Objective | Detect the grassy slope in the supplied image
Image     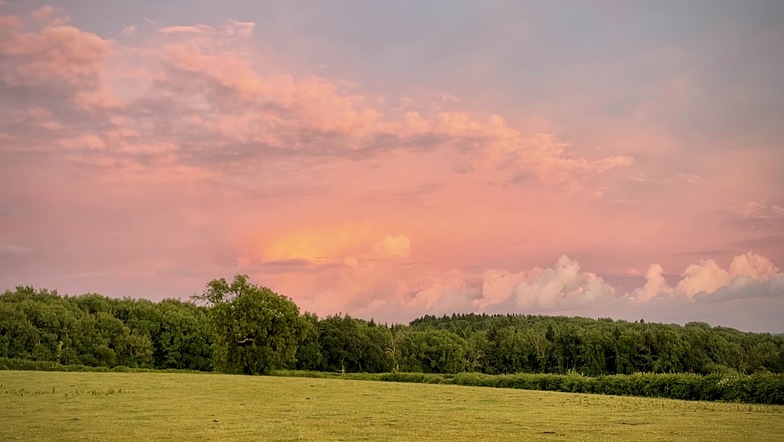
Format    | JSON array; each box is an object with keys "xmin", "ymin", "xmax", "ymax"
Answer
[{"xmin": 1, "ymin": 371, "xmax": 782, "ymax": 441}]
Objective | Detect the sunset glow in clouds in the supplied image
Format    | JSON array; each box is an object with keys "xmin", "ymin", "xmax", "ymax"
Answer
[{"xmin": 1, "ymin": 1, "xmax": 783, "ymax": 332}]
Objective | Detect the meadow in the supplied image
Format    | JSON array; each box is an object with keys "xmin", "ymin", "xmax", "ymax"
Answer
[{"xmin": 1, "ymin": 371, "xmax": 783, "ymax": 441}]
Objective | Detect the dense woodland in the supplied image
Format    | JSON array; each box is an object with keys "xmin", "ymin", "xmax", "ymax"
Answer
[{"xmin": 2, "ymin": 279, "xmax": 783, "ymax": 377}]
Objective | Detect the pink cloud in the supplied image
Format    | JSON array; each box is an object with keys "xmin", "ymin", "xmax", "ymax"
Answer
[
  {"xmin": 629, "ymin": 264, "xmax": 672, "ymax": 302},
  {"xmin": 729, "ymin": 201, "xmax": 784, "ymax": 232},
  {"xmin": 226, "ymin": 20, "xmax": 254, "ymax": 39},
  {"xmin": 373, "ymin": 235, "xmax": 411, "ymax": 259},
  {"xmin": 30, "ymin": 6, "xmax": 66, "ymax": 25},
  {"xmin": 1, "ymin": 4, "xmax": 782, "ymax": 333},
  {"xmin": 0, "ymin": 15, "xmax": 22, "ymax": 30},
  {"xmin": 510, "ymin": 256, "xmax": 615, "ymax": 309},
  {"xmin": 0, "ymin": 24, "xmax": 110, "ymax": 88},
  {"xmin": 159, "ymin": 25, "xmax": 213, "ymax": 35},
  {"xmin": 0, "ymin": 11, "xmax": 634, "ymax": 198},
  {"xmin": 692, "ymin": 275, "xmax": 784, "ymax": 304},
  {"xmin": 675, "ymin": 252, "xmax": 779, "ymax": 297},
  {"xmin": 121, "ymin": 25, "xmax": 137, "ymax": 38},
  {"xmin": 334, "ymin": 254, "xmax": 777, "ymax": 329},
  {"xmin": 58, "ymin": 134, "xmax": 106, "ymax": 150}
]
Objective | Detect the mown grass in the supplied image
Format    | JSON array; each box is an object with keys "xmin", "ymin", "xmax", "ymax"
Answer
[{"xmin": 1, "ymin": 370, "xmax": 782, "ymax": 441}]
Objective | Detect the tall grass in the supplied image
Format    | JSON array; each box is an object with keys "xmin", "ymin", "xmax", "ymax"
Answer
[{"xmin": 3, "ymin": 371, "xmax": 781, "ymax": 441}]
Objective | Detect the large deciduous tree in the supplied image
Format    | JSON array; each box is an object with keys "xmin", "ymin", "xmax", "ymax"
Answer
[
  {"xmin": 400, "ymin": 329, "xmax": 468, "ymax": 373},
  {"xmin": 196, "ymin": 275, "xmax": 304, "ymax": 375}
]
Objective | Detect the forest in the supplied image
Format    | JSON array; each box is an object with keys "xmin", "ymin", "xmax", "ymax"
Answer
[{"xmin": 2, "ymin": 275, "xmax": 783, "ymax": 378}]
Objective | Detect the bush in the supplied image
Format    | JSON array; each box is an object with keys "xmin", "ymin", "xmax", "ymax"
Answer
[
  {"xmin": 0, "ymin": 358, "xmax": 200, "ymax": 374},
  {"xmin": 394, "ymin": 370, "xmax": 784, "ymax": 405}
]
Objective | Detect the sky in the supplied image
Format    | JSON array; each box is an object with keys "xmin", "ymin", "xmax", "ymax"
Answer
[{"xmin": 1, "ymin": 0, "xmax": 783, "ymax": 332}]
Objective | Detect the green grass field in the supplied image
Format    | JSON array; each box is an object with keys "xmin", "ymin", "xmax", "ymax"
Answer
[{"xmin": 1, "ymin": 371, "xmax": 782, "ymax": 441}]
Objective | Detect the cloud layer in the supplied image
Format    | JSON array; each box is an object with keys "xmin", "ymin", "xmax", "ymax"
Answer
[
  {"xmin": 259, "ymin": 248, "xmax": 783, "ymax": 332},
  {"xmin": 1, "ymin": 3, "xmax": 782, "ymax": 332}
]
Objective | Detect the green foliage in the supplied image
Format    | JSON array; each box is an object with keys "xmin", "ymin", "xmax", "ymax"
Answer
[
  {"xmin": 0, "ymin": 357, "xmax": 199, "ymax": 373},
  {"xmin": 264, "ymin": 369, "xmax": 784, "ymax": 405},
  {"xmin": 400, "ymin": 329, "xmax": 467, "ymax": 373},
  {"xmin": 3, "ymin": 282, "xmax": 784, "ymax": 405},
  {"xmin": 293, "ymin": 312, "xmax": 323, "ymax": 371},
  {"xmin": 317, "ymin": 315, "xmax": 368, "ymax": 373},
  {"xmin": 315, "ymin": 314, "xmax": 395, "ymax": 373},
  {"xmin": 410, "ymin": 313, "xmax": 784, "ymax": 376},
  {"xmin": 197, "ymin": 275, "xmax": 304, "ymax": 374},
  {"xmin": 0, "ymin": 286, "xmax": 212, "ymax": 371}
]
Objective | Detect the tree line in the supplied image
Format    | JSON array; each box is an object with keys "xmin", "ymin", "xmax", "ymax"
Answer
[{"xmin": 2, "ymin": 275, "xmax": 783, "ymax": 376}]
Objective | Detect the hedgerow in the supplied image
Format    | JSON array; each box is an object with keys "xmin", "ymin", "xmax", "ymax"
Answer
[{"xmin": 270, "ymin": 369, "xmax": 784, "ymax": 405}]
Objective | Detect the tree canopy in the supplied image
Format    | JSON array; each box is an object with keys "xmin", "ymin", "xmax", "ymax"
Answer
[
  {"xmin": 196, "ymin": 275, "xmax": 304, "ymax": 374},
  {"xmin": 2, "ymin": 280, "xmax": 784, "ymax": 377}
]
